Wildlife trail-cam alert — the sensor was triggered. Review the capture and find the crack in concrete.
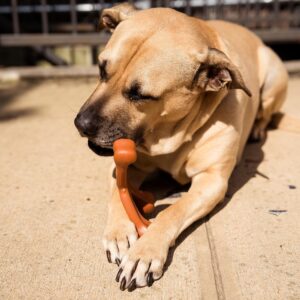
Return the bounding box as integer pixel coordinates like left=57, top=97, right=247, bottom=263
left=205, top=217, right=226, bottom=300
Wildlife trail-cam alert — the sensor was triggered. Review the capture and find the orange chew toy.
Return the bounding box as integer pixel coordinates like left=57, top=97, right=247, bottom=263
left=113, top=139, right=155, bottom=236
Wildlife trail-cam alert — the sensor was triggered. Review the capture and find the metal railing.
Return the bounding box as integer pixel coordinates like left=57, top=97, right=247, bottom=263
left=0, top=1, right=299, bottom=51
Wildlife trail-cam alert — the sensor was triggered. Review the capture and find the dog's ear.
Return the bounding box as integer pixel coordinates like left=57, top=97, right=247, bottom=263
left=100, top=3, right=137, bottom=31
left=193, top=48, right=252, bottom=97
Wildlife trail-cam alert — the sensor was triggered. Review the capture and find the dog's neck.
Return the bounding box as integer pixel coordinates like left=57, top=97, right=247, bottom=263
left=137, top=90, right=228, bottom=156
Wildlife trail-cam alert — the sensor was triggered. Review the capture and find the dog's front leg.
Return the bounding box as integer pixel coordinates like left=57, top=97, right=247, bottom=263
left=103, top=165, right=149, bottom=265
left=116, top=170, right=230, bottom=291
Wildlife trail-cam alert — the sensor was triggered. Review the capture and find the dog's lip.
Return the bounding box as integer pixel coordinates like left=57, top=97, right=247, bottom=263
left=88, top=140, right=114, bottom=156
left=88, top=137, right=115, bottom=148
left=87, top=135, right=141, bottom=156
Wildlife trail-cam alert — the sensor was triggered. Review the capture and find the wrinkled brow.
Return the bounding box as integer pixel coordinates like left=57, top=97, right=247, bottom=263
left=98, top=60, right=108, bottom=81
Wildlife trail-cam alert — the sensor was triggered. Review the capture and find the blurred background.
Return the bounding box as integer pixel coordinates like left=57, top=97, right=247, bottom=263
left=0, top=0, right=299, bottom=71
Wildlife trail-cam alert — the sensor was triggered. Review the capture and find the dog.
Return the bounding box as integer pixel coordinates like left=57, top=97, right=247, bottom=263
left=74, top=3, right=288, bottom=291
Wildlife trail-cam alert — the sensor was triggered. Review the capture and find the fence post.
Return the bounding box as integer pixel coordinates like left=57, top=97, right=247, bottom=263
left=41, top=0, right=49, bottom=34
left=11, top=0, right=20, bottom=34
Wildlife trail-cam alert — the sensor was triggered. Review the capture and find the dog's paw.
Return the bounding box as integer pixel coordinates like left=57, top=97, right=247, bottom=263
left=115, top=230, right=170, bottom=291
left=103, top=219, right=138, bottom=265
left=250, top=127, right=266, bottom=142
left=250, top=119, right=267, bottom=142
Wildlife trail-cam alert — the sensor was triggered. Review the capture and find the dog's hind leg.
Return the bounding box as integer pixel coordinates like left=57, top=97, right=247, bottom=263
left=250, top=46, right=288, bottom=141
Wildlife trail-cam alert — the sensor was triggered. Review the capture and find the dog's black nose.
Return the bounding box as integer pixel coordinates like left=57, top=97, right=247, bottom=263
left=74, top=112, right=99, bottom=137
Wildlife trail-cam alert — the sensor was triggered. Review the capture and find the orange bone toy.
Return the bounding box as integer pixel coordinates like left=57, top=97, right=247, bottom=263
left=113, top=139, right=155, bottom=236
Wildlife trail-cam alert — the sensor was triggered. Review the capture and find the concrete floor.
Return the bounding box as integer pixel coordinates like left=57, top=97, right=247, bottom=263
left=0, top=77, right=299, bottom=299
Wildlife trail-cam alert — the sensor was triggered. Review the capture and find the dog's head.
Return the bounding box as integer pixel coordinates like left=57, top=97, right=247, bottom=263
left=74, top=4, right=251, bottom=156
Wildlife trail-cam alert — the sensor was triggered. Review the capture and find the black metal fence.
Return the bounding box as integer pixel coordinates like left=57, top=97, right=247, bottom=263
left=0, top=1, right=299, bottom=64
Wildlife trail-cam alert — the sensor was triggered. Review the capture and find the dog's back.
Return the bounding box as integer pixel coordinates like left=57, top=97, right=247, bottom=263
left=207, top=19, right=288, bottom=153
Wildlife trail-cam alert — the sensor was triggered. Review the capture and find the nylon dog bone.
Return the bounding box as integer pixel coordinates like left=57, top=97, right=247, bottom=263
left=113, top=139, right=155, bottom=236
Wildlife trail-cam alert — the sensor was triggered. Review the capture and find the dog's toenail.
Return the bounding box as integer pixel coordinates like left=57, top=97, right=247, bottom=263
left=116, top=268, right=123, bottom=282
left=120, top=277, right=126, bottom=291
left=106, top=250, right=112, bottom=263
left=127, top=279, right=136, bottom=292
left=116, top=258, right=120, bottom=266
left=147, top=272, right=154, bottom=287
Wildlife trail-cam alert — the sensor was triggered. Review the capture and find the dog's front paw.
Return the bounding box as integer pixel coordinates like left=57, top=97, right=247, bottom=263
left=115, top=229, right=170, bottom=291
left=103, top=218, right=138, bottom=266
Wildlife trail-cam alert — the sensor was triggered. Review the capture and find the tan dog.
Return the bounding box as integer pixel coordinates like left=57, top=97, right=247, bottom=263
left=74, top=4, right=288, bottom=291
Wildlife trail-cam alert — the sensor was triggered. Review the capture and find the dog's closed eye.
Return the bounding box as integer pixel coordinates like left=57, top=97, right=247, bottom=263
left=123, top=81, right=158, bottom=102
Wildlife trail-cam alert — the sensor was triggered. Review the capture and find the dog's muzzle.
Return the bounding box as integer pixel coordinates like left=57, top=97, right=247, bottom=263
left=74, top=111, right=128, bottom=156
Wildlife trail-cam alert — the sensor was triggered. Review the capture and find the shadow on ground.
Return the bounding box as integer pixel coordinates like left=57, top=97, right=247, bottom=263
left=0, top=81, right=39, bottom=122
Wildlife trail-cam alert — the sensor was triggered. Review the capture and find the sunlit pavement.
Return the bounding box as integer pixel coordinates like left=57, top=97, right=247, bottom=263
left=0, top=77, right=299, bottom=299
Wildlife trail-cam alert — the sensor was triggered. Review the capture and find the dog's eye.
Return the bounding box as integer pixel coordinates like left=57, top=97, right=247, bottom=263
left=99, top=60, right=108, bottom=81
left=124, top=82, right=158, bottom=102
left=128, top=90, right=148, bottom=101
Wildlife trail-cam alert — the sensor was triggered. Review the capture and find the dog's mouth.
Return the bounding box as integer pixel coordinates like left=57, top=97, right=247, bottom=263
left=87, top=129, right=143, bottom=157
left=88, top=140, right=114, bottom=156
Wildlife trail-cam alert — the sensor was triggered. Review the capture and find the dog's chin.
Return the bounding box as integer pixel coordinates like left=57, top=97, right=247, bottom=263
left=88, top=140, right=114, bottom=156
